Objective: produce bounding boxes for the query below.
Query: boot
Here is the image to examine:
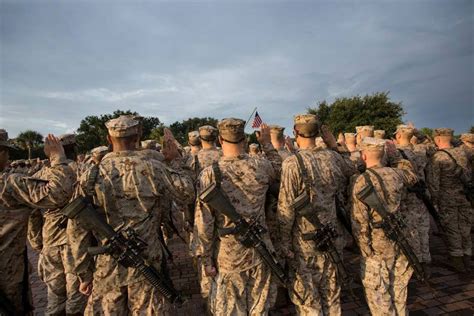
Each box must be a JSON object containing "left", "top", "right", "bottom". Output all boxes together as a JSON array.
[
  {"left": 422, "top": 262, "right": 432, "bottom": 279},
  {"left": 448, "top": 255, "right": 466, "bottom": 273},
  {"left": 463, "top": 255, "right": 471, "bottom": 272}
]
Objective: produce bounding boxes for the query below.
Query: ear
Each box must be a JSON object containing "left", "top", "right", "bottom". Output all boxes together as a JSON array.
[
  {"left": 218, "top": 136, "right": 223, "bottom": 146},
  {"left": 107, "top": 135, "right": 112, "bottom": 145},
  {"left": 361, "top": 152, "right": 367, "bottom": 162}
]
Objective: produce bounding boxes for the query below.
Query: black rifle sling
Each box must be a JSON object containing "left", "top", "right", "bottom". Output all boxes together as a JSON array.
[
  {"left": 366, "top": 168, "right": 390, "bottom": 202},
  {"left": 439, "top": 149, "right": 465, "bottom": 176}
]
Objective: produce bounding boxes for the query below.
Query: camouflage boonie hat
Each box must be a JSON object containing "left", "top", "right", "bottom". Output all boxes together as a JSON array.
[
  {"left": 199, "top": 125, "right": 218, "bottom": 141},
  {"left": 269, "top": 125, "right": 285, "bottom": 137},
  {"left": 394, "top": 125, "right": 414, "bottom": 137},
  {"left": 59, "top": 133, "right": 76, "bottom": 146},
  {"left": 359, "top": 137, "right": 385, "bottom": 151},
  {"left": 433, "top": 128, "right": 454, "bottom": 137},
  {"left": 188, "top": 131, "right": 201, "bottom": 146},
  {"left": 0, "top": 129, "right": 15, "bottom": 149},
  {"left": 294, "top": 114, "right": 319, "bottom": 138},
  {"left": 374, "top": 130, "right": 386, "bottom": 139},
  {"left": 91, "top": 146, "right": 109, "bottom": 156},
  {"left": 141, "top": 139, "right": 157, "bottom": 150},
  {"left": 218, "top": 118, "right": 246, "bottom": 143},
  {"left": 105, "top": 115, "right": 140, "bottom": 137},
  {"left": 460, "top": 133, "right": 474, "bottom": 143},
  {"left": 355, "top": 126, "right": 374, "bottom": 137}
]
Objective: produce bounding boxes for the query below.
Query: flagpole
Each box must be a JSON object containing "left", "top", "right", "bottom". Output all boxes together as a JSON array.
[{"left": 244, "top": 107, "right": 258, "bottom": 130}]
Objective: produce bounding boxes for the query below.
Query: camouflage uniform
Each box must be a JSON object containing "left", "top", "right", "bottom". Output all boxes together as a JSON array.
[
  {"left": 277, "top": 114, "right": 352, "bottom": 315},
  {"left": 195, "top": 118, "right": 281, "bottom": 315},
  {"left": 350, "top": 137, "right": 419, "bottom": 316},
  {"left": 69, "top": 116, "right": 195, "bottom": 315},
  {"left": 0, "top": 135, "right": 75, "bottom": 315},
  {"left": 269, "top": 125, "right": 292, "bottom": 161},
  {"left": 426, "top": 129, "right": 472, "bottom": 259},
  {"left": 396, "top": 125, "right": 431, "bottom": 264},
  {"left": 374, "top": 130, "right": 386, "bottom": 140}
]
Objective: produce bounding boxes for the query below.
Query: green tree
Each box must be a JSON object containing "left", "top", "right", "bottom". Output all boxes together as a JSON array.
[
  {"left": 469, "top": 126, "right": 474, "bottom": 134},
  {"left": 420, "top": 127, "right": 433, "bottom": 138},
  {"left": 168, "top": 117, "right": 219, "bottom": 145},
  {"left": 15, "top": 130, "right": 44, "bottom": 159},
  {"left": 76, "top": 110, "right": 163, "bottom": 152},
  {"left": 307, "top": 92, "right": 405, "bottom": 135}
]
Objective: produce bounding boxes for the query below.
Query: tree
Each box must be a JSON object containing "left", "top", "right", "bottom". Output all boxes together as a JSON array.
[
  {"left": 167, "top": 117, "right": 219, "bottom": 145},
  {"left": 307, "top": 92, "right": 405, "bottom": 135},
  {"left": 419, "top": 128, "right": 433, "bottom": 138},
  {"left": 15, "top": 130, "right": 44, "bottom": 159},
  {"left": 470, "top": 126, "right": 474, "bottom": 134},
  {"left": 76, "top": 110, "right": 163, "bottom": 153}
]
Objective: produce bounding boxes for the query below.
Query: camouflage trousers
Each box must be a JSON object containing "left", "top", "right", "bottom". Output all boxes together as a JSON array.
[
  {"left": 196, "top": 257, "right": 216, "bottom": 312},
  {"left": 401, "top": 195, "right": 423, "bottom": 264},
  {"left": 439, "top": 202, "right": 473, "bottom": 257},
  {"left": 361, "top": 253, "right": 413, "bottom": 316},
  {"left": 417, "top": 204, "right": 431, "bottom": 263},
  {"left": 38, "top": 245, "right": 87, "bottom": 315},
  {"left": 290, "top": 253, "right": 341, "bottom": 316},
  {"left": 84, "top": 280, "right": 173, "bottom": 316},
  {"left": 213, "top": 263, "right": 276, "bottom": 316}
]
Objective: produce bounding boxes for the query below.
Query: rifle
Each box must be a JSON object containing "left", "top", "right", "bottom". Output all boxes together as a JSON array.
[
  {"left": 293, "top": 153, "right": 354, "bottom": 294},
  {"left": 335, "top": 198, "right": 352, "bottom": 235},
  {"left": 61, "top": 197, "right": 185, "bottom": 306},
  {"left": 397, "top": 149, "right": 448, "bottom": 239},
  {"left": 357, "top": 171, "right": 427, "bottom": 283},
  {"left": 199, "top": 170, "right": 304, "bottom": 304}
]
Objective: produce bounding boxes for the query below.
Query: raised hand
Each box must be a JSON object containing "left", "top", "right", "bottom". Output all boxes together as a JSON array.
[
  {"left": 256, "top": 123, "right": 271, "bottom": 145},
  {"left": 43, "top": 134, "right": 66, "bottom": 161},
  {"left": 162, "top": 128, "right": 181, "bottom": 161}
]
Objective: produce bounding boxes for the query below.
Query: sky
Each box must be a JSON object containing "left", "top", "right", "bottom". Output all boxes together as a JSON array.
[{"left": 1, "top": 0, "right": 472, "bottom": 138}]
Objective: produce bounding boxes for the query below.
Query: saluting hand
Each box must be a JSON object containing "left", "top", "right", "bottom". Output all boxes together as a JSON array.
[
  {"left": 256, "top": 123, "right": 271, "bottom": 145},
  {"left": 162, "top": 128, "right": 181, "bottom": 162},
  {"left": 43, "top": 134, "right": 66, "bottom": 161}
]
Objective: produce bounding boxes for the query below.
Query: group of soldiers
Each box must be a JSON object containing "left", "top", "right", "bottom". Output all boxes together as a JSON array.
[{"left": 0, "top": 113, "right": 472, "bottom": 316}]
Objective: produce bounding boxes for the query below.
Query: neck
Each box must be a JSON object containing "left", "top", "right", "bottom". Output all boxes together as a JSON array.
[
  {"left": 297, "top": 137, "right": 316, "bottom": 150},
  {"left": 438, "top": 142, "right": 452, "bottom": 149},
  {"left": 222, "top": 142, "right": 245, "bottom": 158},
  {"left": 112, "top": 143, "right": 136, "bottom": 152},
  {"left": 398, "top": 139, "right": 411, "bottom": 147},
  {"left": 202, "top": 141, "right": 215, "bottom": 150},
  {"left": 346, "top": 143, "right": 357, "bottom": 152},
  {"left": 191, "top": 146, "right": 201, "bottom": 154},
  {"left": 271, "top": 140, "right": 284, "bottom": 150},
  {"left": 366, "top": 159, "right": 382, "bottom": 168}
]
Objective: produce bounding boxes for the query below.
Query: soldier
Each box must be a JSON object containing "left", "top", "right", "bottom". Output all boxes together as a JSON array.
[
  {"left": 427, "top": 128, "right": 473, "bottom": 272},
  {"left": 248, "top": 143, "right": 261, "bottom": 158},
  {"left": 355, "top": 125, "right": 374, "bottom": 146},
  {"left": 460, "top": 133, "right": 474, "bottom": 150},
  {"left": 395, "top": 125, "right": 431, "bottom": 273},
  {"left": 68, "top": 116, "right": 194, "bottom": 314},
  {"left": 195, "top": 119, "right": 281, "bottom": 315},
  {"left": 350, "top": 137, "right": 418, "bottom": 315},
  {"left": 36, "top": 133, "right": 87, "bottom": 315},
  {"left": 374, "top": 129, "right": 386, "bottom": 140},
  {"left": 196, "top": 125, "right": 221, "bottom": 171},
  {"left": 89, "top": 146, "right": 109, "bottom": 165},
  {"left": 0, "top": 131, "right": 75, "bottom": 315},
  {"left": 277, "top": 114, "right": 348, "bottom": 315},
  {"left": 345, "top": 132, "right": 365, "bottom": 173},
  {"left": 269, "top": 125, "right": 292, "bottom": 161},
  {"left": 141, "top": 139, "right": 158, "bottom": 150}
]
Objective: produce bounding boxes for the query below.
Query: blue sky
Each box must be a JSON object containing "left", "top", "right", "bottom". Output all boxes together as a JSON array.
[{"left": 1, "top": 0, "right": 472, "bottom": 137}]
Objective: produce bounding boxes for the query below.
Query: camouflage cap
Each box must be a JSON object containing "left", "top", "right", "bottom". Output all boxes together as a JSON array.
[
  {"left": 0, "top": 129, "right": 14, "bottom": 149},
  {"left": 394, "top": 125, "right": 414, "bottom": 137},
  {"left": 355, "top": 125, "right": 374, "bottom": 137},
  {"left": 293, "top": 114, "right": 319, "bottom": 138},
  {"left": 374, "top": 130, "right": 386, "bottom": 139},
  {"left": 199, "top": 125, "right": 218, "bottom": 141},
  {"left": 105, "top": 115, "right": 140, "bottom": 137},
  {"left": 218, "top": 118, "right": 246, "bottom": 143},
  {"left": 269, "top": 125, "right": 285, "bottom": 137},
  {"left": 460, "top": 133, "right": 474, "bottom": 143},
  {"left": 141, "top": 139, "right": 157, "bottom": 150},
  {"left": 188, "top": 131, "right": 201, "bottom": 146},
  {"left": 59, "top": 133, "right": 76, "bottom": 146},
  {"left": 359, "top": 137, "right": 386, "bottom": 151},
  {"left": 433, "top": 128, "right": 454, "bottom": 137},
  {"left": 91, "top": 146, "right": 109, "bottom": 156}
]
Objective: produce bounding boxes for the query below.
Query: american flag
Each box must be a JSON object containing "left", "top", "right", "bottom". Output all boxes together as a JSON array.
[{"left": 251, "top": 111, "right": 263, "bottom": 129}]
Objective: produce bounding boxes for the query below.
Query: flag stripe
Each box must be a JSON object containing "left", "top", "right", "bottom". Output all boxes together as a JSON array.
[{"left": 252, "top": 111, "right": 263, "bottom": 128}]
